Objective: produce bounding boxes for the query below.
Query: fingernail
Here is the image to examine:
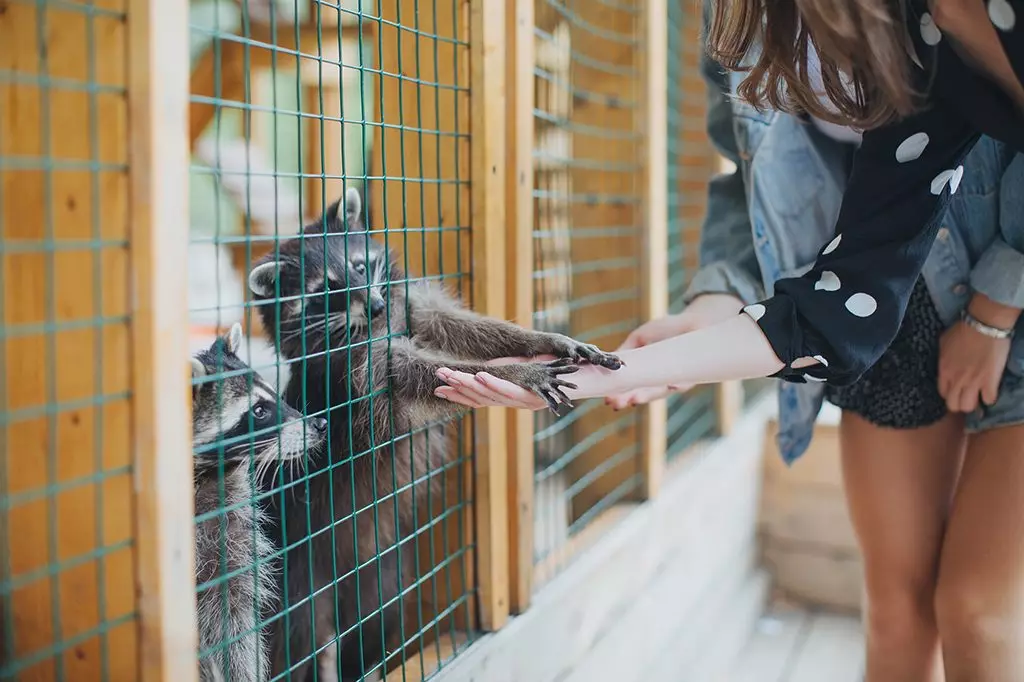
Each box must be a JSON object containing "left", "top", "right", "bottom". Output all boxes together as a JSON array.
[{"left": 435, "top": 391, "right": 447, "bottom": 400}]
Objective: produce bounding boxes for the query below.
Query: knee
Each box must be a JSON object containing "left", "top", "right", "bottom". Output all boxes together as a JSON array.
[
  {"left": 863, "top": 581, "right": 938, "bottom": 644},
  {"left": 934, "top": 575, "right": 1024, "bottom": 653}
]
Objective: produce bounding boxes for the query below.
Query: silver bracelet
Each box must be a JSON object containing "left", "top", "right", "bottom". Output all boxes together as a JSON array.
[{"left": 961, "top": 310, "right": 1015, "bottom": 340}]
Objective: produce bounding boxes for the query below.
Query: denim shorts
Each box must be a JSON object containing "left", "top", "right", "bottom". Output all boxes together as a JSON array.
[{"left": 965, "top": 360, "right": 1024, "bottom": 433}]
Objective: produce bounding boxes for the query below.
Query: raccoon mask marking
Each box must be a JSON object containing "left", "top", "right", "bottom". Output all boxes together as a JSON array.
[{"left": 247, "top": 187, "right": 397, "bottom": 360}]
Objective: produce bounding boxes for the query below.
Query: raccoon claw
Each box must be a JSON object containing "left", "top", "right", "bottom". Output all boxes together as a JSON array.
[
  {"left": 535, "top": 363, "right": 579, "bottom": 414},
  {"left": 555, "top": 337, "right": 623, "bottom": 370}
]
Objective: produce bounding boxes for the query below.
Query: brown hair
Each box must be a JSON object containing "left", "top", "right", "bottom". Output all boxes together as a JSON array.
[{"left": 706, "top": 0, "right": 919, "bottom": 130}]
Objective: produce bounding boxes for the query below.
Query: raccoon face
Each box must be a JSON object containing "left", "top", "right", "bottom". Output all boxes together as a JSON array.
[
  {"left": 248, "top": 187, "right": 400, "bottom": 359},
  {"left": 191, "top": 323, "right": 327, "bottom": 479}
]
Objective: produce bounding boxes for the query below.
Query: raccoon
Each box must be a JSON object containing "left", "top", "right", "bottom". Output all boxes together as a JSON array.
[
  {"left": 191, "top": 323, "right": 328, "bottom": 682},
  {"left": 248, "top": 188, "right": 622, "bottom": 682}
]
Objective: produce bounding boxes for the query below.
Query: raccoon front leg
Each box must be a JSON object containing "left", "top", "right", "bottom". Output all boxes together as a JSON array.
[
  {"left": 407, "top": 285, "right": 622, "bottom": 369},
  {"left": 359, "top": 337, "right": 581, "bottom": 416}
]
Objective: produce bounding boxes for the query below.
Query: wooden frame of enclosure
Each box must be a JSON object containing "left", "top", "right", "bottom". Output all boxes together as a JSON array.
[{"left": 0, "top": 0, "right": 741, "bottom": 677}]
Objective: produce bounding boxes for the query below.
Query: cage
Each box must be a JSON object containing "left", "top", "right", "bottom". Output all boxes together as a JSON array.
[{"left": 0, "top": 0, "right": 758, "bottom": 680}]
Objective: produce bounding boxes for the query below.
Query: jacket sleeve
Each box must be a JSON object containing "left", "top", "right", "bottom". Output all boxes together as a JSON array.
[
  {"left": 743, "top": 104, "right": 980, "bottom": 385},
  {"left": 682, "top": 0, "right": 764, "bottom": 307}
]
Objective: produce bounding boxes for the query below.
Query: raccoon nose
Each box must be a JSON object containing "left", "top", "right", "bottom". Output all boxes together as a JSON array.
[
  {"left": 369, "top": 298, "right": 386, "bottom": 318},
  {"left": 312, "top": 417, "right": 328, "bottom": 433}
]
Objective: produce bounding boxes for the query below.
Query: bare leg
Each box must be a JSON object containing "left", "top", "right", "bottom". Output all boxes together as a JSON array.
[
  {"left": 406, "top": 285, "right": 621, "bottom": 368},
  {"left": 840, "top": 411, "right": 965, "bottom": 682},
  {"left": 935, "top": 425, "right": 1024, "bottom": 682}
]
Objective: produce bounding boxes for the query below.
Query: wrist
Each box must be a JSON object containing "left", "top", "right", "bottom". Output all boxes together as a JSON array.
[{"left": 967, "top": 292, "right": 1021, "bottom": 331}]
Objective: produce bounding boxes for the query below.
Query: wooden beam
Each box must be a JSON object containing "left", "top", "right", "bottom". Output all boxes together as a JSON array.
[
  {"left": 716, "top": 380, "right": 743, "bottom": 437},
  {"left": 189, "top": 40, "right": 245, "bottom": 149},
  {"left": 0, "top": 2, "right": 175, "bottom": 679},
  {"left": 640, "top": 0, "right": 668, "bottom": 500},
  {"left": 129, "top": 0, "right": 198, "bottom": 679},
  {"left": 469, "top": 0, "right": 510, "bottom": 632},
  {"left": 505, "top": 0, "right": 536, "bottom": 615}
]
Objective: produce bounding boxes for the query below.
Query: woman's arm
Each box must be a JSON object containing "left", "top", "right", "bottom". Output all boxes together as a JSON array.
[{"left": 434, "top": 314, "right": 794, "bottom": 410}]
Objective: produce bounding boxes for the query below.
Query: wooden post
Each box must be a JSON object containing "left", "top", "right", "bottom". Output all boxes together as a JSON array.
[
  {"left": 469, "top": 0, "right": 511, "bottom": 632},
  {"left": 0, "top": 0, "right": 192, "bottom": 679},
  {"left": 129, "top": 0, "right": 198, "bottom": 679},
  {"left": 716, "top": 380, "right": 744, "bottom": 437},
  {"left": 641, "top": 0, "right": 668, "bottom": 499},
  {"left": 505, "top": 0, "right": 536, "bottom": 614}
]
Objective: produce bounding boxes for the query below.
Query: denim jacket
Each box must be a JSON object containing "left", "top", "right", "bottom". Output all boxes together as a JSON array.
[{"left": 688, "top": 32, "right": 1024, "bottom": 464}]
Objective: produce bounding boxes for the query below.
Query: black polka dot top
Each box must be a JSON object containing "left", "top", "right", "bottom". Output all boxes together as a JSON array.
[{"left": 747, "top": 0, "right": 1024, "bottom": 386}]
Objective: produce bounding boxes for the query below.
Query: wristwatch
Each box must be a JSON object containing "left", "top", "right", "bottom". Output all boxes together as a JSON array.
[{"left": 961, "top": 309, "right": 1016, "bottom": 340}]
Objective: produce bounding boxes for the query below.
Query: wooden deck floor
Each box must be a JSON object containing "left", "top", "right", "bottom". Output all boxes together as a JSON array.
[{"left": 728, "top": 605, "right": 864, "bottom": 682}]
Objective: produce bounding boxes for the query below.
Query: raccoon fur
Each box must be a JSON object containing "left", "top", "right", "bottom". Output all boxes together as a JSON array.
[
  {"left": 191, "top": 323, "right": 328, "bottom": 682},
  {"left": 248, "top": 188, "right": 622, "bottom": 682}
]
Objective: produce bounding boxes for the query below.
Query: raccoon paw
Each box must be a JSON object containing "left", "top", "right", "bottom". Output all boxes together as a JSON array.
[
  {"left": 499, "top": 358, "right": 581, "bottom": 414},
  {"left": 551, "top": 335, "right": 623, "bottom": 370}
]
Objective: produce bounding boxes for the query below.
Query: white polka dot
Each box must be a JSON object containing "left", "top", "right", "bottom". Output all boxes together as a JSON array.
[
  {"left": 989, "top": 0, "right": 1016, "bottom": 31},
  {"left": 805, "top": 374, "right": 827, "bottom": 383},
  {"left": 845, "top": 293, "right": 878, "bottom": 318},
  {"left": 743, "top": 304, "right": 766, "bottom": 322},
  {"left": 822, "top": 234, "right": 842, "bottom": 256},
  {"left": 814, "top": 270, "right": 841, "bottom": 292},
  {"left": 920, "top": 12, "right": 943, "bottom": 45},
  {"left": 895, "top": 132, "right": 930, "bottom": 163},
  {"left": 930, "top": 169, "right": 956, "bottom": 195},
  {"left": 813, "top": 355, "right": 829, "bottom": 367},
  {"left": 949, "top": 165, "right": 964, "bottom": 194}
]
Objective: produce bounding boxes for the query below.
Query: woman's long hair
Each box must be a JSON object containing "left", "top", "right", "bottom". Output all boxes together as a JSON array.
[{"left": 707, "top": 0, "right": 920, "bottom": 130}]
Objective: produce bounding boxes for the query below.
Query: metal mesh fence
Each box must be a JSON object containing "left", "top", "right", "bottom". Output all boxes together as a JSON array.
[
  {"left": 188, "top": 0, "right": 475, "bottom": 679},
  {"left": 665, "top": 0, "right": 718, "bottom": 460},
  {"left": 530, "top": 0, "right": 645, "bottom": 586},
  {"left": 0, "top": 0, "right": 138, "bottom": 679}
]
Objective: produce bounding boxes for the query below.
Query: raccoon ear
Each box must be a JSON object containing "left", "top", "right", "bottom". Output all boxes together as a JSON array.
[
  {"left": 248, "top": 260, "right": 280, "bottom": 298},
  {"left": 344, "top": 187, "right": 362, "bottom": 228},
  {"left": 320, "top": 187, "right": 362, "bottom": 233},
  {"left": 223, "top": 322, "right": 243, "bottom": 355},
  {"left": 190, "top": 357, "right": 206, "bottom": 402}
]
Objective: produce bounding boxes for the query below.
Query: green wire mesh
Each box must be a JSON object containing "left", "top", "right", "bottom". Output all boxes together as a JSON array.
[
  {"left": 531, "top": 0, "right": 645, "bottom": 587},
  {"left": 188, "top": 0, "right": 475, "bottom": 679},
  {"left": 664, "top": 0, "right": 719, "bottom": 460},
  {"left": 1, "top": 0, "right": 137, "bottom": 679}
]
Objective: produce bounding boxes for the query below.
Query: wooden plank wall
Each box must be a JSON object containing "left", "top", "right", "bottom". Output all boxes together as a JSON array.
[
  {"left": 563, "top": 0, "right": 645, "bottom": 522},
  {"left": 0, "top": 0, "right": 194, "bottom": 680}
]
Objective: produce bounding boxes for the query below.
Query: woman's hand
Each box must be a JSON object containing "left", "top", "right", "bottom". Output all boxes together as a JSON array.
[
  {"left": 605, "top": 294, "right": 743, "bottom": 409},
  {"left": 938, "top": 294, "right": 1020, "bottom": 413},
  {"left": 433, "top": 355, "right": 555, "bottom": 411}
]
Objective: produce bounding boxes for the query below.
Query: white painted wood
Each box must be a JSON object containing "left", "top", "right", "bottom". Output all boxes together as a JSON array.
[
  {"left": 562, "top": 523, "right": 759, "bottom": 682},
  {"left": 533, "top": 472, "right": 570, "bottom": 565},
  {"left": 430, "top": 396, "right": 776, "bottom": 682},
  {"left": 683, "top": 571, "right": 772, "bottom": 682},
  {"left": 728, "top": 608, "right": 808, "bottom": 682},
  {"left": 787, "top": 614, "right": 865, "bottom": 682}
]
